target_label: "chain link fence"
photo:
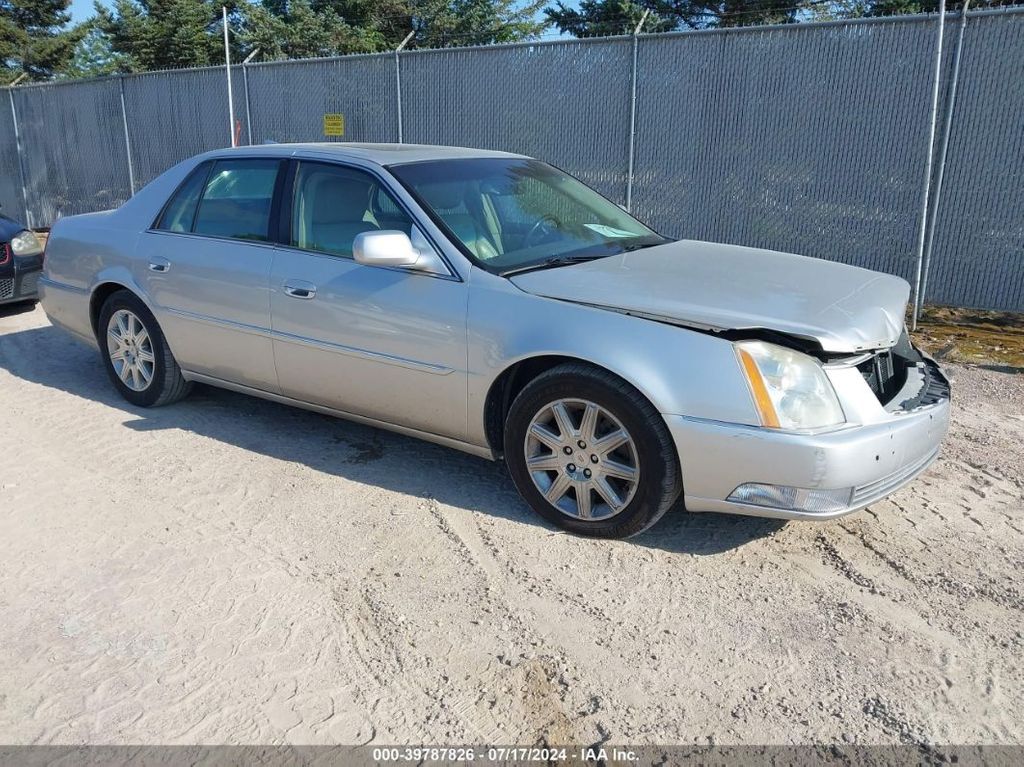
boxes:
[923,10,1024,311]
[122,66,249,189]
[1,9,1022,311]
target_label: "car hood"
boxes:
[509,239,910,353]
[0,213,26,241]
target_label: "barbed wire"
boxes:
[8,0,1024,83]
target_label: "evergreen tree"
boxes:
[546,0,804,35]
[544,0,670,36]
[61,25,128,78]
[241,0,548,60]
[95,0,546,70]
[410,0,548,47]
[1,0,83,80]
[95,0,246,72]
[240,0,389,59]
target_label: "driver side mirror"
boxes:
[353,228,448,276]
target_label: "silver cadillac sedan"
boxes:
[40,143,950,538]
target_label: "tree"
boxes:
[409,0,548,47]
[95,0,246,72]
[240,0,390,59]
[96,0,547,71]
[1,0,83,80]
[545,0,671,36]
[61,25,128,78]
[546,0,805,36]
[241,0,548,60]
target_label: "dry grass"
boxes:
[913,305,1024,370]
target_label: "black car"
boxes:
[0,211,44,306]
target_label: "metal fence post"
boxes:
[119,76,136,195]
[7,88,31,228]
[911,1,947,330]
[395,31,414,144]
[920,0,972,311]
[625,10,650,212]
[222,6,237,147]
[242,48,259,146]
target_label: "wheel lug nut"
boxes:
[577,440,586,449]
[567,463,576,472]
[583,469,592,478]
[563,446,573,455]
[590,454,598,463]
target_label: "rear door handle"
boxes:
[283,281,317,300]
[148,257,171,273]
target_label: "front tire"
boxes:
[504,362,681,538]
[97,290,191,407]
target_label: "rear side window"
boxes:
[156,163,209,232]
[192,159,281,242]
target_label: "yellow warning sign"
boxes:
[323,114,345,137]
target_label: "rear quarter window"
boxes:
[155,163,210,233]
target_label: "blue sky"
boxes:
[69,0,103,23]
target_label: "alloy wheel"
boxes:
[524,398,640,520]
[106,309,155,392]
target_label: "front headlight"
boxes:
[734,340,845,431]
[10,229,43,257]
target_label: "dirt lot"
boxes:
[0,301,1022,746]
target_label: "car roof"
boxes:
[203,142,528,166]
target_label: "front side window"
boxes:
[291,162,413,258]
[389,158,667,274]
[192,159,281,241]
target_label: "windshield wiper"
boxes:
[500,254,606,277]
[621,240,662,253]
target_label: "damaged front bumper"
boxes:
[668,357,951,521]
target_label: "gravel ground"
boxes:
[0,301,1022,746]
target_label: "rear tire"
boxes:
[97,290,191,407]
[504,362,681,539]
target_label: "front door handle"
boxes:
[283,281,317,300]
[148,257,171,273]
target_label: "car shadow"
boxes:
[0,300,38,319]
[0,321,786,555]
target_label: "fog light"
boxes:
[727,483,853,513]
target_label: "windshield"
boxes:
[388,158,668,274]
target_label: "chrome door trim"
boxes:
[182,370,493,459]
[162,305,272,339]
[143,228,282,251]
[270,242,462,283]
